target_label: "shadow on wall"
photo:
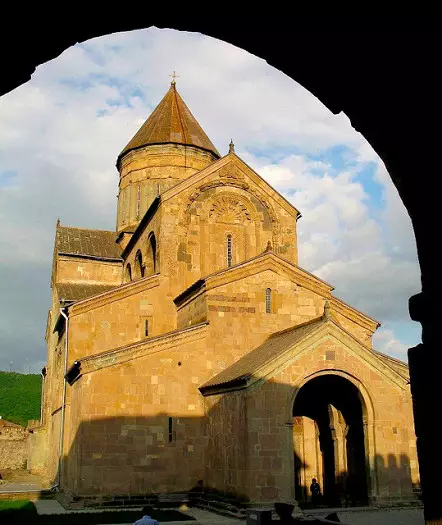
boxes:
[53,413,268,505]
[50,372,419,507]
[299,454,419,509]
[374,454,421,504]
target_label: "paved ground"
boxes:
[34,499,144,514]
[0,468,47,493]
[35,504,238,524]
[33,502,426,524]
[307,507,425,525]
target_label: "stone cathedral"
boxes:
[41,80,420,508]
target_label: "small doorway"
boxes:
[293,374,368,508]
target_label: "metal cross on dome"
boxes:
[170,71,180,85]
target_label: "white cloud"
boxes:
[245,150,421,332]
[0,27,421,371]
[373,328,410,361]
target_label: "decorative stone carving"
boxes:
[183,180,278,230]
[209,196,252,223]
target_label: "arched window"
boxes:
[145,233,157,275]
[226,234,232,268]
[265,288,272,314]
[150,234,157,273]
[134,250,144,279]
[125,263,132,283]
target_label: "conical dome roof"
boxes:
[117,82,220,168]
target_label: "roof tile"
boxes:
[118,83,220,166]
[56,226,121,260]
[200,317,324,391]
[56,283,117,303]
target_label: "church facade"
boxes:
[42,81,420,507]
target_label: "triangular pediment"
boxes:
[200,318,408,396]
[161,152,301,220]
[175,251,333,307]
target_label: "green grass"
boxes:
[0,371,42,426]
[0,499,35,511]
[0,499,195,524]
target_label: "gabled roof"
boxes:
[65,321,209,383]
[56,283,116,303]
[161,152,301,221]
[117,82,220,168]
[175,250,334,307]
[375,351,409,380]
[56,224,122,261]
[200,316,325,393]
[200,315,408,396]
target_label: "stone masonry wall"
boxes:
[0,423,29,469]
[57,257,122,286]
[118,144,216,233]
[204,391,248,497]
[206,270,325,364]
[67,275,169,363]
[241,337,418,504]
[63,328,214,498]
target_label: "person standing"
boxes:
[310,478,321,508]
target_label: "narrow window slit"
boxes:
[266,288,271,313]
[227,234,232,268]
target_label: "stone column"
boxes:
[409,292,442,525]
[292,417,305,503]
[329,405,347,504]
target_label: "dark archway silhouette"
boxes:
[134,250,144,279]
[145,233,157,276]
[293,375,368,508]
[124,263,132,283]
[1,18,439,522]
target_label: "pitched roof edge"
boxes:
[328,319,409,386]
[54,225,121,260]
[160,154,230,202]
[66,321,209,383]
[375,350,409,368]
[330,295,380,330]
[174,251,334,305]
[56,225,117,234]
[56,283,117,303]
[160,152,301,220]
[269,314,325,339]
[229,152,302,220]
[201,318,409,396]
[174,279,206,307]
[200,318,325,395]
[57,252,122,262]
[69,273,160,316]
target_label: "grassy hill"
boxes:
[0,371,42,426]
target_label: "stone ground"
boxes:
[34,504,237,524]
[0,468,46,492]
[304,508,424,525]
[32,501,425,525]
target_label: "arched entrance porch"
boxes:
[292,373,371,508]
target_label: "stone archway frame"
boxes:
[146,230,158,275]
[181,180,281,251]
[285,369,378,504]
[206,191,256,224]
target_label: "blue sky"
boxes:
[0,27,421,373]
